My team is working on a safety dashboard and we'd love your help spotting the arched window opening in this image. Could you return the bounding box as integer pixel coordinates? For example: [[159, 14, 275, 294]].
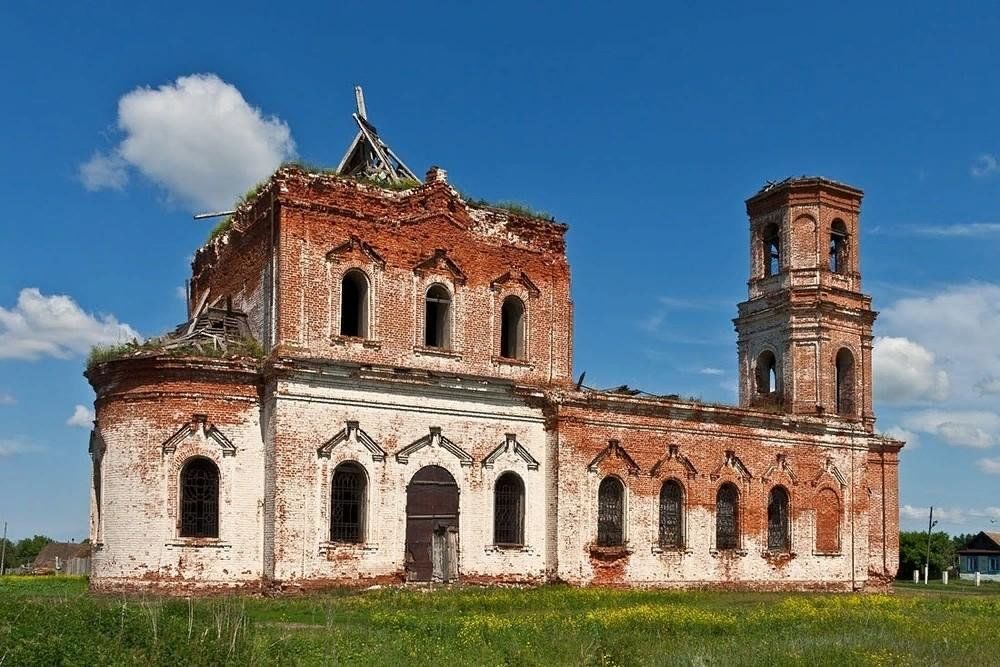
[[331, 462, 367, 543], [835, 348, 857, 416], [92, 455, 103, 528], [597, 476, 625, 547], [180, 458, 219, 538], [493, 472, 525, 546], [500, 296, 526, 360], [763, 223, 781, 277], [755, 350, 778, 394], [767, 486, 791, 552], [424, 284, 452, 349], [829, 220, 848, 274], [716, 483, 739, 550], [815, 488, 841, 553], [340, 270, 370, 338], [658, 480, 684, 548]]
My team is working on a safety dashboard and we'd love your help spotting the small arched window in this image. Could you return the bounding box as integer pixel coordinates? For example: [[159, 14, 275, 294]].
[[493, 472, 525, 546], [500, 296, 526, 360], [829, 219, 848, 274], [424, 284, 452, 349], [767, 486, 791, 552], [835, 348, 856, 416], [340, 270, 370, 338], [180, 458, 219, 538], [658, 480, 684, 548], [763, 223, 781, 277], [755, 350, 778, 394], [330, 462, 366, 543], [815, 488, 841, 553], [597, 476, 625, 547], [716, 483, 739, 550]]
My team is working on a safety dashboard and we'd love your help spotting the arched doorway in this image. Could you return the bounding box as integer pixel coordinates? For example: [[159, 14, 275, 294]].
[[405, 465, 459, 582]]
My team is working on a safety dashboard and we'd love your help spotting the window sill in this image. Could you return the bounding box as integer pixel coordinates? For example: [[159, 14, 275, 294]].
[[485, 544, 531, 553], [331, 335, 381, 350], [165, 539, 231, 549], [413, 346, 462, 359], [709, 548, 748, 557], [813, 551, 843, 557], [651, 546, 692, 555], [491, 356, 533, 368], [319, 541, 379, 553], [589, 545, 631, 560]]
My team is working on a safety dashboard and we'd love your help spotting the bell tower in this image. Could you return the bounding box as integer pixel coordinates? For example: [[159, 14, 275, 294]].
[[734, 177, 876, 430]]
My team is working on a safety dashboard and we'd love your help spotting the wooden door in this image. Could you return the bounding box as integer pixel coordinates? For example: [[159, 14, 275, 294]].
[[405, 465, 459, 582]]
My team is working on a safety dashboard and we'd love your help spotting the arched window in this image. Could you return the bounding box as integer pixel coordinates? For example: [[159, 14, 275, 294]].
[[331, 462, 366, 543], [180, 458, 219, 538], [835, 348, 856, 416], [767, 486, 790, 552], [815, 488, 841, 553], [763, 223, 781, 277], [755, 350, 778, 394], [597, 476, 625, 547], [340, 270, 370, 338], [716, 483, 739, 550], [658, 480, 684, 548], [500, 296, 526, 360], [829, 219, 848, 274], [493, 472, 525, 546], [424, 284, 452, 349]]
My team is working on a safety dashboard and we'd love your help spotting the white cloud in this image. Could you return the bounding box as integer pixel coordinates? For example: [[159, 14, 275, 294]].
[[971, 154, 999, 178], [0, 392, 14, 406], [699, 367, 724, 376], [909, 222, 1000, 237], [66, 405, 95, 428], [79, 151, 128, 191], [978, 457, 1000, 475], [975, 377, 1000, 395], [81, 73, 296, 210], [899, 504, 1000, 525], [873, 336, 949, 404], [0, 439, 37, 458], [902, 410, 1000, 449], [884, 426, 920, 449], [0, 288, 139, 360]]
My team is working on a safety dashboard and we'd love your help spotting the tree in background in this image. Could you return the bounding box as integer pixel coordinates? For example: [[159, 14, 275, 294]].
[[899, 531, 956, 579], [952, 533, 975, 551], [15, 535, 54, 565]]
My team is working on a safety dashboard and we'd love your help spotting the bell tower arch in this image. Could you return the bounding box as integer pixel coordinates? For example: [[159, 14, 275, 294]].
[[734, 178, 876, 430]]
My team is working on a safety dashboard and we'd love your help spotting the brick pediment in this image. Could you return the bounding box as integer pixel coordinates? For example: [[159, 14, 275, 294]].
[[650, 444, 697, 479], [317, 421, 386, 462], [588, 439, 640, 476], [325, 235, 386, 268], [762, 453, 798, 485], [811, 456, 847, 488], [396, 427, 473, 466], [710, 449, 752, 481], [482, 433, 540, 470], [160, 414, 236, 457], [490, 269, 541, 297], [412, 249, 467, 284]]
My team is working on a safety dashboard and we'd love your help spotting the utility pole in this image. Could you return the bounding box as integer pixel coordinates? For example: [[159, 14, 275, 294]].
[[1, 521, 7, 576], [924, 507, 937, 584]]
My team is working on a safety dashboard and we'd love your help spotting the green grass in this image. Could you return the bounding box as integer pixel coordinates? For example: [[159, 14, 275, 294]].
[[87, 337, 264, 369], [2, 577, 999, 665]]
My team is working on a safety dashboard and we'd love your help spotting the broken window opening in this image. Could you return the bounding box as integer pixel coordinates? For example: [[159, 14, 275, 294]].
[[331, 462, 366, 543], [92, 454, 103, 532], [715, 483, 739, 550], [835, 347, 857, 416], [340, 270, 370, 338], [755, 350, 778, 394], [767, 485, 791, 552], [493, 472, 525, 546], [762, 223, 781, 277], [424, 284, 452, 349], [597, 476, 625, 547], [500, 295, 526, 360], [658, 480, 684, 549], [180, 457, 219, 538], [815, 487, 841, 553], [829, 219, 848, 274]]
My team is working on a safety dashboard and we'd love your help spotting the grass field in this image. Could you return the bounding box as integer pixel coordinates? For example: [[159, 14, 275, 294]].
[[1, 576, 998, 666]]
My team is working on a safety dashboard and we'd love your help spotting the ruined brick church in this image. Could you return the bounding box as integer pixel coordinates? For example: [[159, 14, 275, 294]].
[[85, 93, 902, 592]]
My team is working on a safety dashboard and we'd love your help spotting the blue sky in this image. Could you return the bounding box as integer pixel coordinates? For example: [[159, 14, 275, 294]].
[[2, 2, 999, 540]]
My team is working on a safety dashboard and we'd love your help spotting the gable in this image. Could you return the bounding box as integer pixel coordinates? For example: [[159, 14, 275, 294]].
[[396, 427, 473, 466]]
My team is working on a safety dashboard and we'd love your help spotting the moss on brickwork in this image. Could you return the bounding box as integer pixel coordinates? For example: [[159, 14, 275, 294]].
[[87, 337, 264, 369]]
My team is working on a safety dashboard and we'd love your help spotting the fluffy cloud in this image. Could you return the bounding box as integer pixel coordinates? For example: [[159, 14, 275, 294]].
[[902, 410, 1000, 449], [971, 154, 999, 178], [883, 426, 920, 449], [80, 73, 296, 210], [900, 504, 1000, 525], [699, 367, 724, 376], [67, 405, 95, 428], [975, 377, 1000, 395], [0, 288, 138, 360], [0, 439, 37, 458], [978, 457, 1000, 475], [873, 336, 949, 404]]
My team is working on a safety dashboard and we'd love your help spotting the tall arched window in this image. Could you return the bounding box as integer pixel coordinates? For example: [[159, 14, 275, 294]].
[[180, 458, 219, 538], [424, 284, 452, 349], [331, 462, 366, 543], [829, 219, 848, 274], [340, 270, 370, 338], [815, 488, 841, 553], [835, 348, 856, 416], [500, 296, 526, 360], [763, 223, 781, 277], [716, 483, 739, 550], [658, 480, 684, 548], [493, 472, 525, 546], [756, 350, 778, 394], [767, 486, 791, 552], [597, 476, 625, 547]]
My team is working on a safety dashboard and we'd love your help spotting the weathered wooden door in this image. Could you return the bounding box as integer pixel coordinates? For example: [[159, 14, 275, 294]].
[[405, 465, 459, 582]]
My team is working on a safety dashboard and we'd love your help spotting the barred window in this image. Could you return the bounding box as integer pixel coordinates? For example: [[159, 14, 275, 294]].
[[180, 458, 219, 538], [767, 486, 790, 552], [493, 472, 525, 546], [715, 483, 739, 550], [331, 462, 366, 542], [597, 476, 625, 547], [658, 480, 684, 548]]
